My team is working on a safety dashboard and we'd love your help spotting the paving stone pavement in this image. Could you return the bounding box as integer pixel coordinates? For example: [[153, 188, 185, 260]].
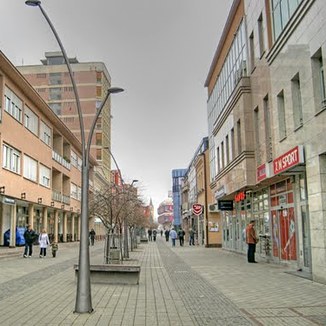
[[0, 238, 325, 325]]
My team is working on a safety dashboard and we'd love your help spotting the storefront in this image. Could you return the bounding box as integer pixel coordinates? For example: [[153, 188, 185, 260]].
[[221, 145, 311, 270]]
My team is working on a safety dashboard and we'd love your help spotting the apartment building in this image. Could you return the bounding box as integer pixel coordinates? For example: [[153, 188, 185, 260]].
[[0, 51, 96, 247], [205, 0, 326, 284], [17, 52, 112, 180]]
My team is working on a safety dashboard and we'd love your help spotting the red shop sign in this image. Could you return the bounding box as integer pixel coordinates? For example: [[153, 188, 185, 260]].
[[235, 191, 246, 202], [273, 145, 304, 175]]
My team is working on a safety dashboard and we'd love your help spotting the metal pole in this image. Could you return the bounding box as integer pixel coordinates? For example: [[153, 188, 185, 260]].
[[25, 0, 123, 314]]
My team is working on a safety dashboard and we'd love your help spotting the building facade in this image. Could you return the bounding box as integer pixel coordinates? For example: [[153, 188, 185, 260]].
[[172, 169, 187, 228], [205, 0, 326, 284], [0, 51, 96, 246], [180, 137, 222, 246], [17, 52, 112, 179], [157, 198, 173, 229]]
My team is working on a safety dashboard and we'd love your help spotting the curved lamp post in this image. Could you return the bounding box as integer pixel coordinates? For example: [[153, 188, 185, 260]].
[[26, 0, 124, 314]]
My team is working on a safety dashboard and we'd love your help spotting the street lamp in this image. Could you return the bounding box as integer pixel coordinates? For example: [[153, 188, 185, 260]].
[[26, 0, 124, 314]]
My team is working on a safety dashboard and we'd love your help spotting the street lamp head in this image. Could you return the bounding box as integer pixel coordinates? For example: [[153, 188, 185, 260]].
[[107, 87, 124, 95], [25, 0, 41, 6], [131, 179, 139, 186]]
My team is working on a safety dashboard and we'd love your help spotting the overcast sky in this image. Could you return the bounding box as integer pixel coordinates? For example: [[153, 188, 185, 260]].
[[0, 0, 233, 216]]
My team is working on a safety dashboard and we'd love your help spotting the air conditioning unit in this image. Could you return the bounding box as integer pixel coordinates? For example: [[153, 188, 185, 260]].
[[208, 204, 219, 213]]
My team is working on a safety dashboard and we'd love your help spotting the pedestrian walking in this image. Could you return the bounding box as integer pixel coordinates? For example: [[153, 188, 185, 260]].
[[189, 228, 195, 246], [23, 225, 36, 258], [39, 229, 50, 258], [246, 220, 258, 263], [165, 229, 170, 242], [89, 228, 96, 246], [148, 229, 152, 241], [178, 228, 185, 246], [51, 242, 59, 257], [153, 229, 157, 242], [169, 228, 177, 247]]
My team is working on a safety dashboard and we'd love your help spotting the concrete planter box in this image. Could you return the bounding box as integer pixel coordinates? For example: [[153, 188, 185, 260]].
[[74, 264, 141, 285]]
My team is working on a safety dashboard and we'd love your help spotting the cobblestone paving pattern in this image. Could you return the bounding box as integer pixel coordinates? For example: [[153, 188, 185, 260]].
[[0, 247, 103, 302], [157, 242, 255, 326]]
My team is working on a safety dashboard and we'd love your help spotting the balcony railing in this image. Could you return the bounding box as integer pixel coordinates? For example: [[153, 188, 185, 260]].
[[52, 190, 71, 205], [52, 150, 71, 170]]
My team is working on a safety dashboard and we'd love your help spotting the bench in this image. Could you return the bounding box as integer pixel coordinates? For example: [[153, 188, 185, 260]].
[[74, 264, 141, 285], [140, 238, 148, 243]]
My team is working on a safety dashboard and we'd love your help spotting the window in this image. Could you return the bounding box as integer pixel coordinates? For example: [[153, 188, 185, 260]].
[[277, 90, 287, 140], [96, 86, 102, 97], [49, 87, 62, 100], [23, 155, 37, 182], [237, 120, 242, 154], [249, 32, 255, 71], [96, 149, 102, 160], [40, 121, 52, 146], [311, 49, 326, 111], [39, 164, 50, 187], [49, 103, 62, 115], [231, 128, 235, 159], [24, 106, 38, 135], [225, 135, 230, 165], [291, 73, 303, 128], [271, 0, 303, 40], [71, 183, 78, 199], [263, 95, 273, 162], [77, 156, 82, 171], [3, 144, 20, 174], [71, 150, 78, 167], [49, 72, 62, 85], [254, 107, 261, 165], [96, 133, 102, 146], [258, 14, 264, 57], [221, 141, 225, 169], [217, 146, 221, 172], [4, 86, 23, 122], [96, 72, 102, 83]]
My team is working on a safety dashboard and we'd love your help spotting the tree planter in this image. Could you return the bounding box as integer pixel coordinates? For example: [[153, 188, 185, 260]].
[[74, 264, 141, 285]]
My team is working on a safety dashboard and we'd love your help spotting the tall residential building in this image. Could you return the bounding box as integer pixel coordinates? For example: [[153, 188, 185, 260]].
[[17, 52, 113, 179], [205, 0, 326, 284], [172, 169, 187, 228]]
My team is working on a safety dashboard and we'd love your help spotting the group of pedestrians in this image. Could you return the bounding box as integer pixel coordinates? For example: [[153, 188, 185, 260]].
[[147, 229, 158, 242], [163, 227, 196, 247], [23, 225, 58, 258]]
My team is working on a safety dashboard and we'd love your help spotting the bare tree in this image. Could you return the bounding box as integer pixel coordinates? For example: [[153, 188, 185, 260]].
[[89, 183, 146, 263]]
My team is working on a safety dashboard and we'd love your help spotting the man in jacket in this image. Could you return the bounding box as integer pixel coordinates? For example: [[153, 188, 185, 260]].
[[23, 225, 36, 258], [246, 220, 258, 263], [169, 228, 177, 247]]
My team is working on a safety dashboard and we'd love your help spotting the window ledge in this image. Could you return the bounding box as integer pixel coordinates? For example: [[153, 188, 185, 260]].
[[315, 106, 326, 117]]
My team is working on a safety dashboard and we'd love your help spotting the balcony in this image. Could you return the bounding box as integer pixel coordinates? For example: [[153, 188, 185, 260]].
[[52, 150, 71, 170], [52, 190, 71, 205]]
